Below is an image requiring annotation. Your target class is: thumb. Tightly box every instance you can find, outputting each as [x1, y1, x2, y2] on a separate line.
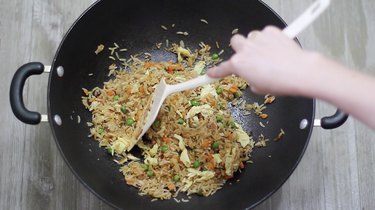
[207, 61, 235, 78]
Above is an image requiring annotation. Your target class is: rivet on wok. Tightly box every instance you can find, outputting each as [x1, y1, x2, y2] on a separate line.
[299, 119, 308, 130]
[57, 66, 64, 77]
[54, 115, 62, 126]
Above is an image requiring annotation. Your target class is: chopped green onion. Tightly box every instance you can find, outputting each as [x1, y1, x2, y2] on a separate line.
[126, 118, 135, 126]
[98, 127, 105, 134]
[120, 105, 126, 113]
[211, 142, 219, 150]
[234, 91, 242, 98]
[216, 87, 224, 94]
[216, 115, 224, 123]
[113, 95, 120, 101]
[172, 175, 180, 182]
[177, 118, 185, 125]
[193, 160, 201, 168]
[212, 53, 219, 60]
[190, 100, 200, 106]
[141, 164, 149, 171]
[160, 145, 168, 153]
[147, 171, 154, 177]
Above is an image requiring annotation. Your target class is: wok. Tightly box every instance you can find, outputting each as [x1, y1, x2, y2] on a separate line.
[9, 0, 348, 209]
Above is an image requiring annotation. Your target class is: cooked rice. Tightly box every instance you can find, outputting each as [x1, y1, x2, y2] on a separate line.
[82, 42, 256, 200]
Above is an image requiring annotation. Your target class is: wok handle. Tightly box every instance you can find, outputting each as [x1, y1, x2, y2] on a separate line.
[318, 109, 348, 129]
[10, 62, 44, 125]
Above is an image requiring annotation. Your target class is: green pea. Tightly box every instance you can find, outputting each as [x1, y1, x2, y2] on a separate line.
[152, 119, 161, 129]
[172, 175, 180, 182]
[113, 95, 120, 101]
[229, 121, 238, 129]
[200, 69, 207, 75]
[160, 145, 168, 153]
[212, 53, 219, 60]
[216, 87, 224, 95]
[141, 164, 149, 171]
[216, 115, 224, 123]
[190, 100, 200, 106]
[211, 142, 219, 150]
[120, 106, 126, 113]
[218, 102, 225, 109]
[147, 171, 154, 177]
[126, 118, 135, 126]
[106, 147, 113, 155]
[98, 127, 105, 134]
[193, 160, 201, 168]
[234, 91, 242, 98]
[177, 118, 185, 125]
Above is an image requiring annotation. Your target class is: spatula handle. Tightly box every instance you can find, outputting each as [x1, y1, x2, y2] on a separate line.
[283, 0, 330, 38]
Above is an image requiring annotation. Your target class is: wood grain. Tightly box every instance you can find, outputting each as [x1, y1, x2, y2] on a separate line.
[1, 0, 374, 209]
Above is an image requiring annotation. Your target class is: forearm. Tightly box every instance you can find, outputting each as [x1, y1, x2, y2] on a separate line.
[304, 54, 375, 129]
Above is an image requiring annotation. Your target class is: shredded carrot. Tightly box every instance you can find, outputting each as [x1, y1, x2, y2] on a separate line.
[207, 162, 215, 170]
[144, 61, 154, 68]
[107, 90, 115, 96]
[239, 161, 245, 169]
[126, 87, 132, 95]
[135, 110, 142, 121]
[162, 137, 172, 144]
[126, 179, 136, 185]
[201, 139, 212, 149]
[167, 183, 176, 191]
[167, 66, 174, 74]
[139, 85, 145, 96]
[206, 153, 214, 162]
[259, 113, 268, 119]
[229, 86, 239, 93]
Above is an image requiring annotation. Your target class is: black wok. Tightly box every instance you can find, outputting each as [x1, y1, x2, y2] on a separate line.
[9, 0, 348, 209]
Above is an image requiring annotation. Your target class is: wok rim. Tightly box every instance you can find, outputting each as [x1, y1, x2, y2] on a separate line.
[46, 0, 316, 209]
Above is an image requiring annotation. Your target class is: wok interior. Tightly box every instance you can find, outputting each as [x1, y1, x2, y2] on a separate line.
[48, 0, 315, 209]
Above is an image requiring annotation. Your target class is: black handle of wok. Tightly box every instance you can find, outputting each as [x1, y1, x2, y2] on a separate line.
[320, 109, 348, 129]
[10, 62, 44, 125]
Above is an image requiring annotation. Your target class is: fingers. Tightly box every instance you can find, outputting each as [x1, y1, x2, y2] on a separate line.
[207, 60, 235, 78]
[247, 30, 260, 40]
[230, 34, 247, 52]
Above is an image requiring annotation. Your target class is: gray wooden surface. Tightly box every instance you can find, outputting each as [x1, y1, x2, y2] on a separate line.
[1, 0, 374, 209]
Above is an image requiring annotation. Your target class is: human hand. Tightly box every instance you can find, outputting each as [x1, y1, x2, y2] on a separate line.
[208, 26, 320, 96]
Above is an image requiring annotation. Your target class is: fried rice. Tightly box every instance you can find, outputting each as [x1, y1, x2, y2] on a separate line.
[82, 42, 255, 200]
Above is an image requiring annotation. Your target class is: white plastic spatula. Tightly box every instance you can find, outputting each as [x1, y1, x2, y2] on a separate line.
[128, 0, 331, 151]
